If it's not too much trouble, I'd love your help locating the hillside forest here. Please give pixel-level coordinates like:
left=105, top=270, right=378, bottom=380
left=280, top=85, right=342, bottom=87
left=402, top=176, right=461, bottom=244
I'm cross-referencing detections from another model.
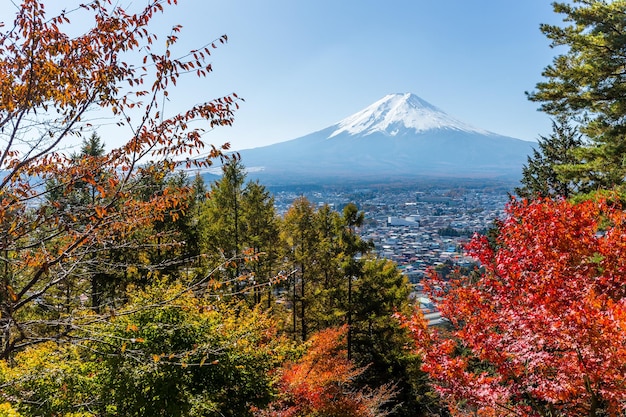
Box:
left=0, top=1, right=625, bottom=416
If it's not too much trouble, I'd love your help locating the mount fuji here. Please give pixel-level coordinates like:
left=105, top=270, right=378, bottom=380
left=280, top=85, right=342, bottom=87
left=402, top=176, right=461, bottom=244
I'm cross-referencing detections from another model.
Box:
left=235, top=93, right=535, bottom=185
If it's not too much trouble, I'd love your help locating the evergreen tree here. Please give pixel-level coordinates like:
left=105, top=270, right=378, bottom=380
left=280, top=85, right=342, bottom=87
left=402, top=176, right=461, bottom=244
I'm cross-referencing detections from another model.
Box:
left=133, top=164, right=192, bottom=275
left=198, top=159, right=281, bottom=301
left=199, top=159, right=247, bottom=283
left=352, top=258, right=432, bottom=417
left=338, top=203, right=372, bottom=360
left=515, top=117, right=585, bottom=199
left=241, top=180, right=280, bottom=306
left=181, top=173, right=208, bottom=266
left=277, top=200, right=440, bottom=416
left=310, top=204, right=344, bottom=330
left=45, top=133, right=113, bottom=312
left=46, top=133, right=107, bottom=212
left=77, top=132, right=106, bottom=159
left=281, top=196, right=318, bottom=341
left=528, top=0, right=626, bottom=190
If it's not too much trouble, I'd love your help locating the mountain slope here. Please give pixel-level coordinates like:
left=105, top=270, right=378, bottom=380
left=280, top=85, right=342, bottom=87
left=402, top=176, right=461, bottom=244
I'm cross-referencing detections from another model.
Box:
left=236, top=93, right=535, bottom=184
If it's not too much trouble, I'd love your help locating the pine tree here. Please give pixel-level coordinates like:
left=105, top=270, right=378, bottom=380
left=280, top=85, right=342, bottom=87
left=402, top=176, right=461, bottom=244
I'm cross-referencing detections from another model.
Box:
left=241, top=180, right=280, bottom=306
left=351, top=258, right=431, bottom=417
left=281, top=196, right=318, bottom=341
left=200, top=158, right=247, bottom=282
left=310, top=204, right=344, bottom=330
left=515, top=117, right=584, bottom=199
left=45, top=133, right=113, bottom=312
left=77, top=132, right=106, bottom=159
left=181, top=173, right=208, bottom=266
left=339, top=203, right=372, bottom=360
left=528, top=0, right=626, bottom=190
left=277, top=201, right=439, bottom=416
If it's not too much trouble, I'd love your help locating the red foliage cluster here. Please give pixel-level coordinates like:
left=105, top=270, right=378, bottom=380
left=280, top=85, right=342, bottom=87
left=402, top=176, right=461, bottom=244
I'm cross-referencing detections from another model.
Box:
left=402, top=198, right=626, bottom=417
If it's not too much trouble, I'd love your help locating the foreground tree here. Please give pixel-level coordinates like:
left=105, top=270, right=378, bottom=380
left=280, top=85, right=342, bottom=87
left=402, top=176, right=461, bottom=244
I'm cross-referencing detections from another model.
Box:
left=528, top=0, right=626, bottom=189
left=199, top=159, right=280, bottom=301
left=278, top=200, right=437, bottom=417
left=0, top=0, right=238, bottom=358
left=339, top=203, right=371, bottom=360
left=352, top=259, right=436, bottom=417
left=401, top=198, right=626, bottom=417
left=43, top=133, right=112, bottom=313
left=241, top=180, right=280, bottom=305
left=515, top=117, right=584, bottom=199
left=255, top=326, right=395, bottom=417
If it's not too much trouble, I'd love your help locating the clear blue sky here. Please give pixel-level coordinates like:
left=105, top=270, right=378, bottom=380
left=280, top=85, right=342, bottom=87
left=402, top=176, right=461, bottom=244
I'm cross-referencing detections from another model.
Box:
left=160, top=0, right=562, bottom=150
left=4, top=1, right=565, bottom=151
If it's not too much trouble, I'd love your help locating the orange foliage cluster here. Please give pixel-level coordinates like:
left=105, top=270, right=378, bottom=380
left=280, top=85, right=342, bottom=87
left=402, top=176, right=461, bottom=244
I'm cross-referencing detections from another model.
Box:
left=402, top=198, right=626, bottom=417
left=256, top=326, right=394, bottom=417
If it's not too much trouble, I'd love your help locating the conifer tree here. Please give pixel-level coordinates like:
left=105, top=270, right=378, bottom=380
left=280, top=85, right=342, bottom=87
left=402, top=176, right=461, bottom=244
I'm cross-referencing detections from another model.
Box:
left=200, top=159, right=247, bottom=281
left=277, top=200, right=438, bottom=416
left=528, top=0, right=626, bottom=190
left=339, top=203, right=371, bottom=360
left=44, top=133, right=114, bottom=312
left=311, top=204, right=344, bottom=329
left=181, top=173, right=208, bottom=265
left=241, top=180, right=280, bottom=305
left=515, top=117, right=584, bottom=199
left=198, top=159, right=281, bottom=301
left=351, top=258, right=429, bottom=417
left=281, top=196, right=318, bottom=341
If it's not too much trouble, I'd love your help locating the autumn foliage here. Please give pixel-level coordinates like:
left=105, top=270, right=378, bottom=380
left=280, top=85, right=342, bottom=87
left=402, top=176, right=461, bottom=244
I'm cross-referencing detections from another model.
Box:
left=402, top=197, right=626, bottom=417
left=256, top=326, right=395, bottom=417
left=0, top=0, right=239, bottom=358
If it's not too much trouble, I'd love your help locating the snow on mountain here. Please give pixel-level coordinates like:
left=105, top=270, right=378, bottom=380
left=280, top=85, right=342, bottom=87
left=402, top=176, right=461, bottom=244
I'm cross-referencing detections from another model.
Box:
left=328, top=93, right=489, bottom=138
left=234, top=92, right=535, bottom=184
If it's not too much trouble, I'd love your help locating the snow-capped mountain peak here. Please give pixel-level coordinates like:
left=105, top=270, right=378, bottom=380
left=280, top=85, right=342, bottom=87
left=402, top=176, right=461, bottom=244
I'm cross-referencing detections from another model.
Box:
left=328, top=93, right=488, bottom=138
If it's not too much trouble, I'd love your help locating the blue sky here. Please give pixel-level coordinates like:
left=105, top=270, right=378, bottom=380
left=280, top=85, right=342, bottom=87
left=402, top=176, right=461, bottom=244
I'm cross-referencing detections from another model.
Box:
left=4, top=1, right=565, bottom=151
left=160, top=0, right=562, bottom=150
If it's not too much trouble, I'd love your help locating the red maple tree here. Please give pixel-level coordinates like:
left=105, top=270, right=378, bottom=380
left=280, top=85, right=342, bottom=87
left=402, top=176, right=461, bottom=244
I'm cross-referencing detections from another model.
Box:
left=402, top=197, right=626, bottom=417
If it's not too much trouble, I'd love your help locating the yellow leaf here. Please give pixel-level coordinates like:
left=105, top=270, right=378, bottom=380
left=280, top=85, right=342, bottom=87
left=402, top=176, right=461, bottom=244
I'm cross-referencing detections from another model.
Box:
left=153, top=354, right=160, bottom=363
left=95, top=206, right=105, bottom=218
left=6, top=286, right=17, bottom=302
